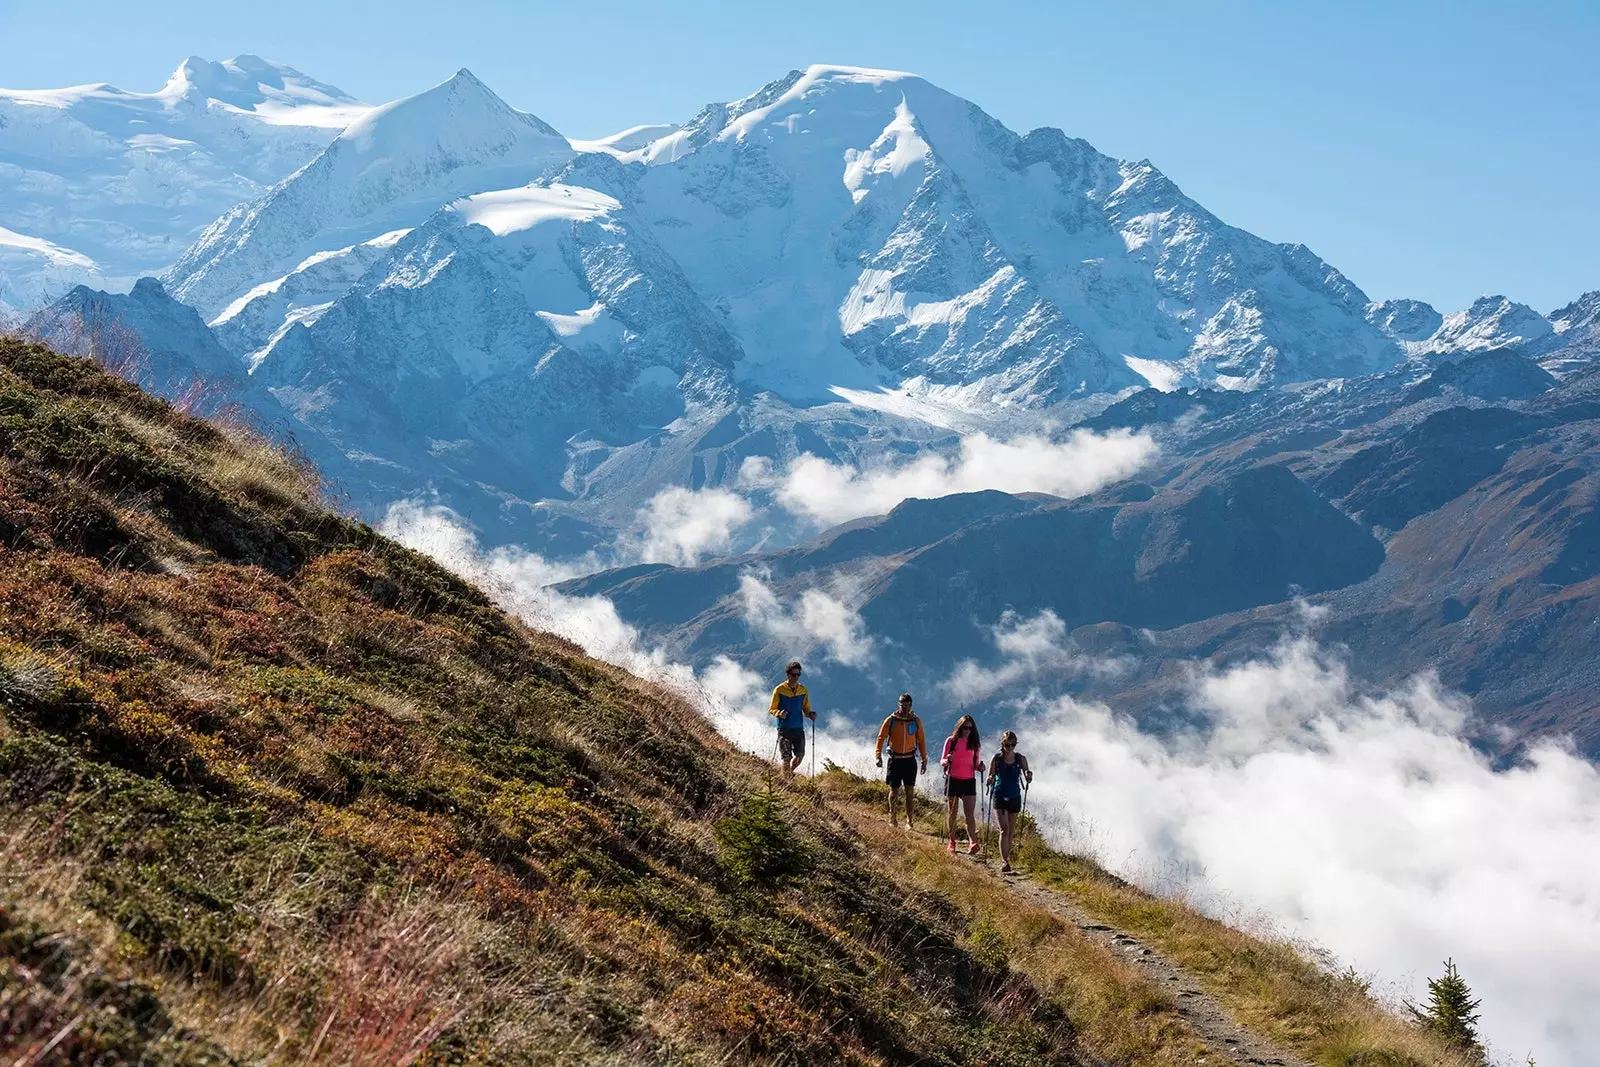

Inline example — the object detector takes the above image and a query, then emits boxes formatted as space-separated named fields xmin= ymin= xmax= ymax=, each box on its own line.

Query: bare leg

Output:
xmin=997 ymin=810 xmax=1014 ymax=865
xmin=945 ymin=797 xmax=958 ymax=843
xmin=896 ymin=787 xmax=914 ymax=829
xmin=962 ymin=793 xmax=978 ymax=843
xmin=887 ymin=784 xmax=897 ymax=825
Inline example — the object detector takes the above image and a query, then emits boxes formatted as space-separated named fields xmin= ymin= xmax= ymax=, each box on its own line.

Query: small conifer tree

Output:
xmin=714 ymin=788 xmax=811 ymax=886
xmin=1407 ymin=958 xmax=1487 ymax=1065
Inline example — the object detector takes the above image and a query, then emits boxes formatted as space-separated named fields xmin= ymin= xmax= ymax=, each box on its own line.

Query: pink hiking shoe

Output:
xmin=967 ymin=840 xmax=982 ymax=855
xmin=946 ymin=839 xmax=957 ymax=853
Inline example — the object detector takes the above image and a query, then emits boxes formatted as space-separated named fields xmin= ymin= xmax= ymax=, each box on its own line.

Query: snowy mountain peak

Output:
xmin=1 ymin=56 xmax=368 ymax=309
xmin=1550 ymin=290 xmax=1600 ymax=333
xmin=164 ymin=68 xmax=574 ymax=318
xmin=336 ymin=66 xmax=563 ymax=155
xmin=1423 ymin=294 xmax=1556 ymax=356
xmin=722 ymin=63 xmax=940 ymax=144
xmin=156 ymin=54 xmax=365 ymax=126
xmin=1543 ymin=289 xmax=1600 ymax=372
xmin=1366 ymin=298 xmax=1443 ymax=343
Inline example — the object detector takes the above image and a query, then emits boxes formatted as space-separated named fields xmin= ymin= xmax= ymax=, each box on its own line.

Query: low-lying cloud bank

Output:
xmin=945 ymin=609 xmax=1134 ymax=702
xmin=625 ymin=485 xmax=753 ymax=566
xmin=384 ymin=501 xmax=1599 ymax=1067
xmin=741 ymin=428 xmax=1158 ymax=526
xmin=1013 ymin=636 xmax=1600 ymax=1066
xmin=738 ymin=572 xmax=875 ymax=668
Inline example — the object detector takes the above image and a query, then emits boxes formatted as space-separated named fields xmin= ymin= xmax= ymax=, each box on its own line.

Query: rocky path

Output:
xmin=991 ymin=864 xmax=1315 ymax=1067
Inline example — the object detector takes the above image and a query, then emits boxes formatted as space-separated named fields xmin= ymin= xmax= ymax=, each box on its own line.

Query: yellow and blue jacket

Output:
xmin=769 ymin=682 xmax=813 ymax=730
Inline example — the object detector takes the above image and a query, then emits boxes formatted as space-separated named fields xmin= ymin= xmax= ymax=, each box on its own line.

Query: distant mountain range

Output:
xmin=7 ymin=56 xmax=1597 ymax=752
xmin=0 ymin=56 xmax=365 ymax=310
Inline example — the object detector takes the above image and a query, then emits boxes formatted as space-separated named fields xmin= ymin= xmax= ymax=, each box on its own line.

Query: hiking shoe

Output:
xmin=1000 ymin=862 xmax=1013 ymax=874
xmin=967 ymin=841 xmax=982 ymax=855
xmin=945 ymin=839 xmax=957 ymax=853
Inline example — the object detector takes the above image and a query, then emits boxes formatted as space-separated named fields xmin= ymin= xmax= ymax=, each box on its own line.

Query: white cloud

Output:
xmin=771 ymin=428 xmax=1157 ymax=525
xmin=1010 ymin=636 xmax=1600 ymax=1067
xmin=624 ymin=485 xmax=753 ymax=566
xmin=738 ymin=572 xmax=875 ymax=667
xmin=381 ymin=501 xmax=650 ymax=669
xmin=379 ymin=501 xmax=877 ymax=769
xmin=944 ymin=609 xmax=1134 ymax=702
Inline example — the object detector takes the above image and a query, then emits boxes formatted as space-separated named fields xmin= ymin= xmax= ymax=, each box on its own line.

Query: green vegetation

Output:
xmin=714 ymin=789 xmax=812 ymax=887
xmin=979 ymin=814 xmax=1484 ymax=1067
xmin=1408 ymin=960 xmax=1488 ymax=1065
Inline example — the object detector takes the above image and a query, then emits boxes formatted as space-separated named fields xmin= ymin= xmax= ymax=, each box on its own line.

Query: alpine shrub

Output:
xmin=714 ymin=789 xmax=810 ymax=887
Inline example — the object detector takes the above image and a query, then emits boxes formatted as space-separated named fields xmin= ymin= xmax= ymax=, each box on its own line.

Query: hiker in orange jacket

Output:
xmin=874 ymin=693 xmax=928 ymax=829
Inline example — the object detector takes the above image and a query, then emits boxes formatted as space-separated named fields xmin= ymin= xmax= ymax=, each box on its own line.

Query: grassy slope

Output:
xmin=0 ymin=339 xmax=1467 ymax=1067
xmin=818 ymin=776 xmax=1480 ymax=1067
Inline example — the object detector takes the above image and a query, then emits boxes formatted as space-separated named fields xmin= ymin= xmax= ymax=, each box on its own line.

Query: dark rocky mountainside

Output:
xmin=569 ymin=350 xmax=1600 ymax=754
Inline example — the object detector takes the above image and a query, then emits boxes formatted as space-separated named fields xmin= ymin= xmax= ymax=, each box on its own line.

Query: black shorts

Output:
xmin=946 ymin=777 xmax=977 ymax=798
xmin=778 ymin=727 xmax=805 ymax=761
xmin=994 ymin=795 xmax=1021 ymax=814
xmin=885 ymin=756 xmax=918 ymax=789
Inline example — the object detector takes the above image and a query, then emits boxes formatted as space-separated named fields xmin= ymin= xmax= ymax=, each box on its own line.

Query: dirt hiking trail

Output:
xmin=994 ymin=861 xmax=1314 ymax=1067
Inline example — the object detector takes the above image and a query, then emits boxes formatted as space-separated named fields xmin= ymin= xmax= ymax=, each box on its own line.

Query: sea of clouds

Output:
xmin=381 ymin=430 xmax=1600 ymax=1067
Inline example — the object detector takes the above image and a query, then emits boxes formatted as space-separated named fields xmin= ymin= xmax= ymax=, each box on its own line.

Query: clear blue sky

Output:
xmin=5 ymin=0 xmax=1596 ymax=312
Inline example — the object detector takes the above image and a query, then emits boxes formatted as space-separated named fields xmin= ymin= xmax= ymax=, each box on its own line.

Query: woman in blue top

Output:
xmin=986 ymin=730 xmax=1033 ymax=873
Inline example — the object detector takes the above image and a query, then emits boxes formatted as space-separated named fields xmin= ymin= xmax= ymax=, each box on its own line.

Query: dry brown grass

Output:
xmin=856 ymin=813 xmax=1211 ymax=1067
xmin=206 ymin=418 xmax=331 ymax=515
xmin=1019 ymin=837 xmax=1477 ymax=1067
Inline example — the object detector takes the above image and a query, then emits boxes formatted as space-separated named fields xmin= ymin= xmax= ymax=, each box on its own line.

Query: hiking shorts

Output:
xmin=994 ymin=795 xmax=1022 ymax=814
xmin=885 ymin=756 xmax=918 ymax=789
xmin=778 ymin=727 xmax=806 ymax=761
xmin=946 ymin=777 xmax=977 ymax=799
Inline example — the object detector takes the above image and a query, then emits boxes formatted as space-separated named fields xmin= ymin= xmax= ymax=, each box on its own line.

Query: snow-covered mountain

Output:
xmin=0 ymin=55 xmax=366 ymax=309
xmin=178 ymin=64 xmax=1404 ymax=408
xmin=167 ymin=69 xmax=573 ymax=318
xmin=29 ymin=59 xmax=1596 ymax=556
xmin=1364 ymin=291 xmax=1598 ymax=377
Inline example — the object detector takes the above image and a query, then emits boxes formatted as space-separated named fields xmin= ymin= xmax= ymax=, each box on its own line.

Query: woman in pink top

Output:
xmin=941 ymin=714 xmax=983 ymax=854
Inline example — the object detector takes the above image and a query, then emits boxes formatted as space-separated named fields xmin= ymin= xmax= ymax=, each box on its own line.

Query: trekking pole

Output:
xmin=1018 ymin=780 xmax=1030 ymax=863
xmin=982 ymin=783 xmax=993 ymax=857
xmin=809 ymin=715 xmax=816 ymax=779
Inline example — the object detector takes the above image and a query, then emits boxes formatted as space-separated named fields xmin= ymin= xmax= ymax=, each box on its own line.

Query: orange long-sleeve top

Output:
xmin=875 ymin=711 xmax=927 ymax=761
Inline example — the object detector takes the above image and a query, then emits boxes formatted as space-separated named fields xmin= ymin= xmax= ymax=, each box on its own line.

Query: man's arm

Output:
xmin=768 ymin=685 xmax=783 ymax=719
xmin=803 ymin=690 xmax=814 ymax=720
xmin=915 ymin=717 xmax=928 ymax=766
xmin=875 ymin=716 xmax=892 ymax=761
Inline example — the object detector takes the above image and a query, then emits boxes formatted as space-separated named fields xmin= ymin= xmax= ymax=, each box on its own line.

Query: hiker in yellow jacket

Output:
xmin=769 ymin=660 xmax=815 ymax=782
xmin=874 ymin=693 xmax=928 ymax=830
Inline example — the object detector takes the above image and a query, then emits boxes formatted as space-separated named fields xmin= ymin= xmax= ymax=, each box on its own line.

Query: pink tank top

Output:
xmin=947 ymin=737 xmax=979 ymax=780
